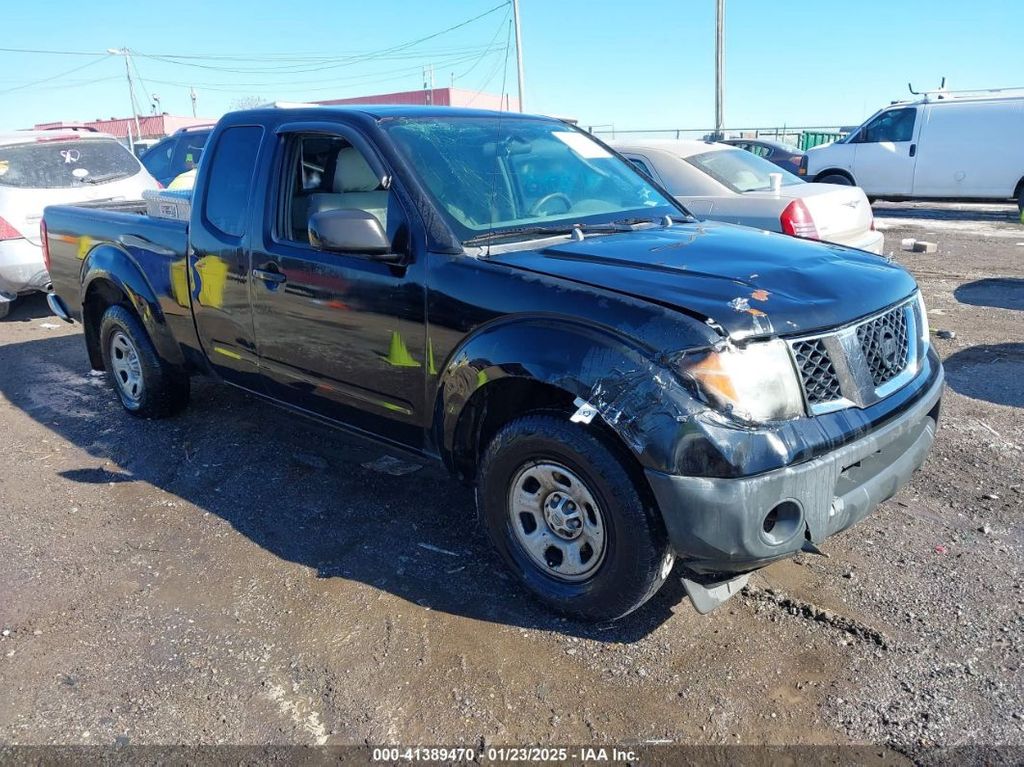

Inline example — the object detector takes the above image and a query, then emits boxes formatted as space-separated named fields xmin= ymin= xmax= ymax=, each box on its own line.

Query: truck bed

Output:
xmin=44 ymin=201 xmax=190 ymax=322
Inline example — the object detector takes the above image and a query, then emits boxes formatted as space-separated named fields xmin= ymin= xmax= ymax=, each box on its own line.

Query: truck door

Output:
xmin=187 ymin=124 xmax=264 ymax=387
xmin=849 ymin=107 xmax=920 ymax=196
xmin=248 ymin=125 xmax=427 ymax=449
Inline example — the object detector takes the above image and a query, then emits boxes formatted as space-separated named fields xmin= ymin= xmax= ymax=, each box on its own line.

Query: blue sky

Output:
xmin=2 ymin=0 xmax=1021 ymax=133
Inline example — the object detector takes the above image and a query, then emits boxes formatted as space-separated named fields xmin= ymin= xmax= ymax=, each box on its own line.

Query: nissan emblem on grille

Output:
xmin=787 ymin=299 xmax=918 ymax=415
xmin=857 ymin=306 xmax=910 ymax=387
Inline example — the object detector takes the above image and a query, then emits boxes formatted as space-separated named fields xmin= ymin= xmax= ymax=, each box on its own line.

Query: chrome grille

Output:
xmin=856 ymin=305 xmax=910 ymax=387
xmin=786 ymin=297 xmax=920 ymax=416
xmin=791 ymin=339 xmax=842 ymax=404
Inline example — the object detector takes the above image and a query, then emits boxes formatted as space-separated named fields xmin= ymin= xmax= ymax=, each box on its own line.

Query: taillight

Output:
xmin=780 ymin=199 xmax=819 ymax=239
xmin=797 ymin=155 xmax=808 ymax=177
xmin=0 ymin=216 xmax=21 ymax=242
xmin=869 ymin=215 xmax=876 ymax=231
xmin=40 ymin=220 xmax=51 ymax=273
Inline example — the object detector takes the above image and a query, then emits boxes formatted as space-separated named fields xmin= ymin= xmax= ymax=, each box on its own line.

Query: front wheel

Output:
xmin=0 ymin=300 xmax=11 ymax=320
xmin=99 ymin=304 xmax=189 ymax=418
xmin=479 ymin=414 xmax=672 ymax=622
xmin=1017 ymin=186 xmax=1024 ymax=215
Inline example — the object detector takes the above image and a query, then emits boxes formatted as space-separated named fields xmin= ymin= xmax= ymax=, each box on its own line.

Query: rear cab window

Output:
xmin=0 ymin=138 xmax=141 ymax=188
xmin=203 ymin=126 xmax=264 ymax=237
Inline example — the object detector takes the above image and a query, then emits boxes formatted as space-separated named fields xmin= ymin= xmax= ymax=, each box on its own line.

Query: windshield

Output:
xmin=686 ymin=148 xmax=804 ymax=193
xmin=0 ymin=139 xmax=141 ymax=189
xmin=384 ymin=117 xmax=680 ymax=243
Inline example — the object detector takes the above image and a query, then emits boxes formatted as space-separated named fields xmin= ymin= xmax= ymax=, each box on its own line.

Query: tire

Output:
xmin=1017 ymin=185 xmax=1024 ymax=215
xmin=0 ymin=300 xmax=11 ymax=320
xmin=817 ymin=173 xmax=853 ymax=186
xmin=99 ymin=304 xmax=189 ymax=418
xmin=479 ymin=413 xmax=672 ymax=622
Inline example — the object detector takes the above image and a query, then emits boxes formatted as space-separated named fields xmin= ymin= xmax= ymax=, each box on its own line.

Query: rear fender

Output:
xmin=81 ymin=244 xmax=185 ymax=367
xmin=435 ymin=317 xmax=707 ymax=476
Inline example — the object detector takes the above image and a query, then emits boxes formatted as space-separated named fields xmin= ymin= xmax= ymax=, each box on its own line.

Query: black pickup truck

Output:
xmin=43 ymin=106 xmax=944 ymax=621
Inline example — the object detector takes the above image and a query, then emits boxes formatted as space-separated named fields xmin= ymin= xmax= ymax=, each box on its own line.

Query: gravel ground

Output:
xmin=0 ymin=202 xmax=1021 ymax=760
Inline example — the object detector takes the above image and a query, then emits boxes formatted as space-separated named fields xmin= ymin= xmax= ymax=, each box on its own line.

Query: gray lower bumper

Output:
xmin=645 ymin=368 xmax=944 ymax=574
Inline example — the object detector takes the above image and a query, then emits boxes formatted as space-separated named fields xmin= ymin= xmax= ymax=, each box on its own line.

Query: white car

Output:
xmin=804 ymin=89 xmax=1024 ymax=210
xmin=0 ymin=131 xmax=157 ymax=318
xmin=613 ymin=140 xmax=883 ymax=254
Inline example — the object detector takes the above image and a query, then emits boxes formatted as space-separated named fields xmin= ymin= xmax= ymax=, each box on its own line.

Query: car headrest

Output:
xmin=334 ymin=147 xmax=381 ymax=193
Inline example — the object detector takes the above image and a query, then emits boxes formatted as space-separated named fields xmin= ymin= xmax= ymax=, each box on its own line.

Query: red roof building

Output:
xmin=316 ymin=87 xmax=518 ymax=111
xmin=32 ymin=114 xmax=215 ymax=141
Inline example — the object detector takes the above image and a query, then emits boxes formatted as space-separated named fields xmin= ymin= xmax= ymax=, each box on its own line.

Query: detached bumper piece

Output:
xmin=647 ymin=367 xmax=944 ymax=582
xmin=47 ymin=291 xmax=74 ymax=323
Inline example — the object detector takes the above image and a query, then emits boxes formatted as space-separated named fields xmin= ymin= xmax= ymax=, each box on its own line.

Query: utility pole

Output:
xmin=714 ymin=0 xmax=725 ymax=139
xmin=190 ymin=87 xmax=198 ymax=118
xmin=511 ymin=0 xmax=525 ymax=112
xmin=107 ymin=48 xmax=143 ymax=147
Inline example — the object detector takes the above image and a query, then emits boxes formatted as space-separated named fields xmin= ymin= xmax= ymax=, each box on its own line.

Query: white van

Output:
xmin=803 ymin=89 xmax=1024 ymax=211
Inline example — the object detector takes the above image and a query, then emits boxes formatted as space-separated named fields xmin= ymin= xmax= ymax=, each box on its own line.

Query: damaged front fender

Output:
xmin=435 ymin=315 xmax=743 ymax=477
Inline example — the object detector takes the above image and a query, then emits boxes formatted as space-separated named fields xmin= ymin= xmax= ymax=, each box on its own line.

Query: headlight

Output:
xmin=677 ymin=339 xmax=805 ymax=423
xmin=916 ymin=290 xmax=930 ymax=351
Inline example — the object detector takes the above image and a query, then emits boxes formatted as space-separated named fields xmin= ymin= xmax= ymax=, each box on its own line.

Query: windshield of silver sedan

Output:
xmin=384 ymin=116 xmax=681 ymax=243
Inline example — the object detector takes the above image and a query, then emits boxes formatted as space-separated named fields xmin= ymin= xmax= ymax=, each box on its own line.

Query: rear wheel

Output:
xmin=479 ymin=413 xmax=672 ymax=622
xmin=0 ymin=300 xmax=11 ymax=320
xmin=818 ymin=173 xmax=853 ymax=186
xmin=99 ymin=304 xmax=189 ymax=418
xmin=1017 ymin=185 xmax=1024 ymax=215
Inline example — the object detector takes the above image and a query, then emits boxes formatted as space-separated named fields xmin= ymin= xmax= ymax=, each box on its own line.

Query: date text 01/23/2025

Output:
xmin=371 ymin=746 xmax=638 ymax=762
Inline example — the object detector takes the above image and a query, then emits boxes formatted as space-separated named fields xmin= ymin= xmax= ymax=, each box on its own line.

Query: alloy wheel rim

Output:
xmin=507 ymin=461 xmax=607 ymax=582
xmin=109 ymin=331 xmax=144 ymax=404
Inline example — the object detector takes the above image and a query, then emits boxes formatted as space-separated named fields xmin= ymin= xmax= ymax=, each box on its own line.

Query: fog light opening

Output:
xmin=761 ymin=501 xmax=802 ymax=545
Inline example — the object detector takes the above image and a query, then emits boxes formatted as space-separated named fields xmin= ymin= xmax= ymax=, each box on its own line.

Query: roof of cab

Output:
xmin=232 ymin=104 xmax=553 ymax=122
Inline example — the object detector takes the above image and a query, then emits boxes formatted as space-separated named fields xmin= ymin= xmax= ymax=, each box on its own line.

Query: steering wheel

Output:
xmin=528 ymin=192 xmax=573 ymax=217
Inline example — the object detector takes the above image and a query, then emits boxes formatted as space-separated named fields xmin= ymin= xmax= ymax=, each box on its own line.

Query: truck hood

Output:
xmin=487 ymin=221 xmax=916 ymax=339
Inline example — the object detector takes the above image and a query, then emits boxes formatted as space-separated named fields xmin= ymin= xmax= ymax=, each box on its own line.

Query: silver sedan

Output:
xmin=612 ymin=139 xmax=884 ymax=254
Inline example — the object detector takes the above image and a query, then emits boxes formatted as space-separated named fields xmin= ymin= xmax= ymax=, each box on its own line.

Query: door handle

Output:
xmin=252 ymin=267 xmax=287 ymax=285
xmin=909 ymin=143 xmax=917 ymax=157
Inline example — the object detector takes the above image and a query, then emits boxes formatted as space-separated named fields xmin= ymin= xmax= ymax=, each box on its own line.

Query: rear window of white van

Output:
xmin=0 ymin=139 xmax=141 ymax=189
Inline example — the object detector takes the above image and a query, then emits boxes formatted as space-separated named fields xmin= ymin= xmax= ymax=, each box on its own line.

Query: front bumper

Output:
xmin=645 ymin=365 xmax=943 ymax=574
xmin=0 ymin=238 xmax=48 ymax=299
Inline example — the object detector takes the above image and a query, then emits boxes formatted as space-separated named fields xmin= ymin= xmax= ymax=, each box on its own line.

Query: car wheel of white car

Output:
xmin=818 ymin=173 xmax=853 ymax=186
xmin=0 ymin=301 xmax=11 ymax=320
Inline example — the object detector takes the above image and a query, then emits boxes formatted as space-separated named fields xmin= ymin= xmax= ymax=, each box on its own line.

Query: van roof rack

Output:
xmin=908 ymin=80 xmax=1024 ymax=102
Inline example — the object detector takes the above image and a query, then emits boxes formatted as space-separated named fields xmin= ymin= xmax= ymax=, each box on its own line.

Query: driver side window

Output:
xmin=278 ymin=134 xmax=400 ymax=246
xmin=859 ymin=108 xmax=916 ymax=143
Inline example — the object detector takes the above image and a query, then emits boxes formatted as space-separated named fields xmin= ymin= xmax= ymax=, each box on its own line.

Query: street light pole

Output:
xmin=107 ymin=48 xmax=143 ymax=147
xmin=511 ymin=0 xmax=526 ymax=112
xmin=714 ymin=0 xmax=725 ymax=139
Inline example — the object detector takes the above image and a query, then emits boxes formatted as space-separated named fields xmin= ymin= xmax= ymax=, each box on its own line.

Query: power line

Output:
xmin=455 ymin=6 xmax=511 ymax=82
xmin=0 ymin=56 xmax=107 ymax=95
xmin=132 ymin=2 xmax=511 ymax=75
xmin=466 ymin=16 xmax=513 ymax=107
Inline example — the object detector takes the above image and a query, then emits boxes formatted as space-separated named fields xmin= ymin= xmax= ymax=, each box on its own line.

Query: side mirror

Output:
xmin=308 ymin=208 xmax=396 ymax=260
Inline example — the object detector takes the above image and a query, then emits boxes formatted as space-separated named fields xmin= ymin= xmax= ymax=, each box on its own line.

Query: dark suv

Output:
xmin=139 ymin=125 xmax=213 ymax=187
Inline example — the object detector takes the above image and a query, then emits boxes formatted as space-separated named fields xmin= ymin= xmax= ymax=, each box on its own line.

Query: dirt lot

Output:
xmin=1 ymin=203 xmax=1022 ymax=758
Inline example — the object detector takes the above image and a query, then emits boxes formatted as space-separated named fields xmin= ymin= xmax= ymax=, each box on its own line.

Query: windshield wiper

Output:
xmin=77 ymin=172 xmax=129 ymax=185
xmin=464 ymin=221 xmax=643 ymax=247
